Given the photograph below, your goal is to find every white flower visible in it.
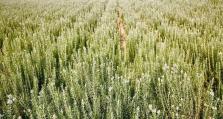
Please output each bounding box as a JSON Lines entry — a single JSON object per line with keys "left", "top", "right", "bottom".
{"left": 209, "top": 90, "right": 214, "bottom": 97}
{"left": 7, "top": 94, "right": 13, "bottom": 99}
{"left": 176, "top": 106, "right": 179, "bottom": 110}
{"left": 30, "top": 90, "right": 34, "bottom": 94}
{"left": 149, "top": 104, "right": 153, "bottom": 110}
{"left": 212, "top": 106, "right": 217, "bottom": 110}
{"left": 151, "top": 108, "right": 156, "bottom": 113}
{"left": 158, "top": 78, "right": 161, "bottom": 82}
{"left": 157, "top": 110, "right": 160, "bottom": 115}
{"left": 111, "top": 77, "right": 114, "bottom": 80}
{"left": 0, "top": 114, "right": 3, "bottom": 118}
{"left": 7, "top": 99, "right": 13, "bottom": 105}
{"left": 180, "top": 70, "right": 184, "bottom": 74}
{"left": 52, "top": 114, "right": 57, "bottom": 119}
{"left": 162, "top": 64, "right": 169, "bottom": 71}
{"left": 108, "top": 87, "right": 113, "bottom": 92}
{"left": 7, "top": 94, "right": 16, "bottom": 105}
{"left": 176, "top": 113, "right": 179, "bottom": 117}
{"left": 17, "top": 116, "right": 22, "bottom": 119}
{"left": 136, "top": 106, "right": 140, "bottom": 111}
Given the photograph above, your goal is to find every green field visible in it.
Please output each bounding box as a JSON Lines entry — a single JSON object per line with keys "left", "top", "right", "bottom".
{"left": 0, "top": 0, "right": 223, "bottom": 118}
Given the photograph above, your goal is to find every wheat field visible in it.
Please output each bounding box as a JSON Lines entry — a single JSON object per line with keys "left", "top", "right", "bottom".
{"left": 0, "top": 0, "right": 223, "bottom": 118}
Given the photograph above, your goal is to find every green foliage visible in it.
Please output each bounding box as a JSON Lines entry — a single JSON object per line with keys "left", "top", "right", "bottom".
{"left": 0, "top": 0, "right": 223, "bottom": 118}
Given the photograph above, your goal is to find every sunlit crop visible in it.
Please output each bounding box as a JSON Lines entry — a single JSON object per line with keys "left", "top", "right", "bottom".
{"left": 0, "top": 0, "right": 223, "bottom": 118}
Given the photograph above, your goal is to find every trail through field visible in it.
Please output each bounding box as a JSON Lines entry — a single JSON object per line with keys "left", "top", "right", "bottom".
{"left": 116, "top": 7, "right": 127, "bottom": 53}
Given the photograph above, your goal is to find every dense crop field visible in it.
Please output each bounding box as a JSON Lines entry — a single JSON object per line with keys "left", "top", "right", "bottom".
{"left": 0, "top": 0, "right": 223, "bottom": 118}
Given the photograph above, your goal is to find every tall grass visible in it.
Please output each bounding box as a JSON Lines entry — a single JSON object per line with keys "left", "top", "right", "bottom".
{"left": 0, "top": 0, "right": 223, "bottom": 118}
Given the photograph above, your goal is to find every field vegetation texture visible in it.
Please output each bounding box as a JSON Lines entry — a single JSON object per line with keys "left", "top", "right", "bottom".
{"left": 0, "top": 0, "right": 223, "bottom": 118}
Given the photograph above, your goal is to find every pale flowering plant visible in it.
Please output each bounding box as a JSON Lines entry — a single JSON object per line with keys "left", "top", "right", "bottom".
{"left": 6, "top": 94, "right": 16, "bottom": 105}
{"left": 0, "top": 113, "right": 3, "bottom": 119}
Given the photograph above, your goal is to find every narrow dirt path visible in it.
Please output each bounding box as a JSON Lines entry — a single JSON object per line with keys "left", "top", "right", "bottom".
{"left": 116, "top": 7, "right": 127, "bottom": 53}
